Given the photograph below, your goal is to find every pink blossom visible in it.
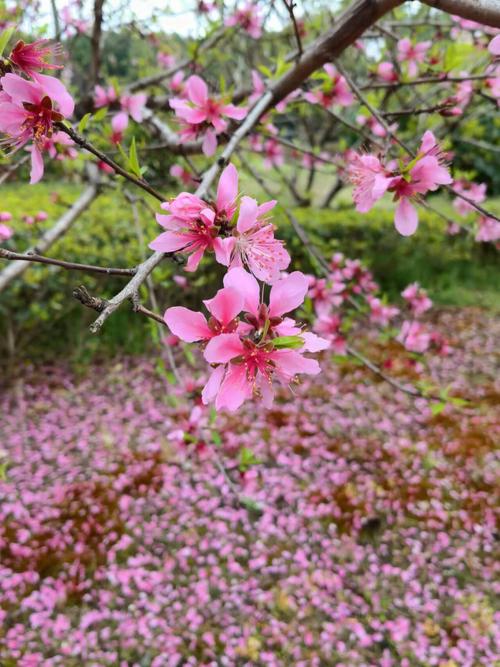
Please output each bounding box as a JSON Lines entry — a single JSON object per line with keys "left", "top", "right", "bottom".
{"left": 170, "top": 70, "right": 186, "bottom": 95}
{"left": 0, "top": 212, "right": 12, "bottom": 222}
{"left": 475, "top": 215, "right": 500, "bottom": 243}
{"left": 149, "top": 163, "right": 239, "bottom": 271}
{"left": 388, "top": 131, "right": 453, "bottom": 236}
{"left": 111, "top": 111, "right": 129, "bottom": 143}
{"left": 35, "top": 211, "right": 48, "bottom": 222}
{"left": 313, "top": 313, "right": 346, "bottom": 354}
{"left": 216, "top": 195, "right": 290, "bottom": 283}
{"left": 367, "top": 295, "right": 399, "bottom": 326}
{"left": 157, "top": 52, "right": 176, "bottom": 68}
{"left": 488, "top": 34, "right": 500, "bottom": 56}
{"left": 225, "top": 3, "right": 263, "bottom": 39}
{"left": 120, "top": 93, "right": 147, "bottom": 122}
{"left": 304, "top": 64, "right": 353, "bottom": 108}
{"left": 356, "top": 114, "right": 398, "bottom": 138}
{"left": 262, "top": 137, "right": 284, "bottom": 169}
{"left": 347, "top": 153, "right": 392, "bottom": 213}
{"left": 377, "top": 61, "right": 397, "bottom": 82}
{"left": 170, "top": 164, "right": 196, "bottom": 187}
{"left": 9, "top": 40, "right": 62, "bottom": 78}
{"left": 94, "top": 84, "right": 117, "bottom": 108}
{"left": 397, "top": 39, "right": 431, "bottom": 78}
{"left": 0, "top": 224, "right": 13, "bottom": 241}
{"left": 40, "top": 130, "right": 77, "bottom": 160}
{"left": 0, "top": 72, "right": 74, "bottom": 183}
{"left": 198, "top": 268, "right": 328, "bottom": 411}
{"left": 452, "top": 180, "right": 486, "bottom": 216}
{"left": 397, "top": 320, "right": 431, "bottom": 353}
{"left": 170, "top": 75, "right": 247, "bottom": 156}
{"left": 401, "top": 283, "right": 432, "bottom": 317}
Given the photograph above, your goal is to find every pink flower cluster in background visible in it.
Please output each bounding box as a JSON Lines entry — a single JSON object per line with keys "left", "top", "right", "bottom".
{"left": 347, "top": 131, "right": 453, "bottom": 236}
{"left": 170, "top": 75, "right": 247, "bottom": 156}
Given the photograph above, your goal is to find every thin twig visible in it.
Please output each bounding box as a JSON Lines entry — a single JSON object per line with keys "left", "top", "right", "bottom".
{"left": 0, "top": 249, "right": 137, "bottom": 276}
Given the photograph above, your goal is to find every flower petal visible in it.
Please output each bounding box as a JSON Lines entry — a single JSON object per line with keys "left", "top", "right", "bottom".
{"left": 164, "top": 306, "right": 211, "bottom": 342}
{"left": 148, "top": 231, "right": 188, "bottom": 253}
{"left": 216, "top": 163, "right": 238, "bottom": 214}
{"left": 269, "top": 271, "right": 309, "bottom": 317}
{"left": 237, "top": 196, "right": 259, "bottom": 233}
{"left": 223, "top": 267, "right": 260, "bottom": 316}
{"left": 186, "top": 75, "right": 208, "bottom": 106}
{"left": 394, "top": 198, "right": 419, "bottom": 236}
{"left": 202, "top": 365, "right": 226, "bottom": 405}
{"left": 204, "top": 333, "right": 244, "bottom": 364}
{"left": 203, "top": 287, "right": 243, "bottom": 325}
{"left": 215, "top": 364, "right": 250, "bottom": 412}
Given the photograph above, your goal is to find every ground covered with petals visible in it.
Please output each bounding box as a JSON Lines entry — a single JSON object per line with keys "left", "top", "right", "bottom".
{"left": 0, "top": 309, "right": 499, "bottom": 666}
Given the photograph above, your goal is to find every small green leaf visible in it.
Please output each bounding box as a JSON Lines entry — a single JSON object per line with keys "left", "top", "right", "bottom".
{"left": 0, "top": 27, "right": 15, "bottom": 58}
{"left": 78, "top": 113, "right": 92, "bottom": 133}
{"left": 93, "top": 106, "right": 108, "bottom": 122}
{"left": 128, "top": 137, "right": 141, "bottom": 177}
{"left": 430, "top": 402, "right": 446, "bottom": 416}
{"left": 211, "top": 430, "right": 222, "bottom": 446}
{"left": 272, "top": 335, "right": 304, "bottom": 349}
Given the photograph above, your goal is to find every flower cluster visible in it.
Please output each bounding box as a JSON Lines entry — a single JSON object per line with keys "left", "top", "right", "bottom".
{"left": 347, "top": 131, "right": 453, "bottom": 235}
{"left": 150, "top": 163, "right": 290, "bottom": 281}
{"left": 225, "top": 2, "right": 263, "bottom": 39}
{"left": 0, "top": 40, "right": 74, "bottom": 183}
{"left": 304, "top": 64, "right": 353, "bottom": 109}
{"left": 165, "top": 268, "right": 329, "bottom": 411}
{"left": 170, "top": 75, "right": 248, "bottom": 156}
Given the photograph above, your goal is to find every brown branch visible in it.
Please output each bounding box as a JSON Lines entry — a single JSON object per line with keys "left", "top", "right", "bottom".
{"left": 419, "top": 0, "right": 500, "bottom": 28}
{"left": 361, "top": 74, "right": 492, "bottom": 90}
{"left": 282, "top": 0, "right": 303, "bottom": 59}
{"left": 57, "top": 123, "right": 166, "bottom": 202}
{"left": 0, "top": 249, "right": 136, "bottom": 276}
{"left": 89, "top": 0, "right": 106, "bottom": 92}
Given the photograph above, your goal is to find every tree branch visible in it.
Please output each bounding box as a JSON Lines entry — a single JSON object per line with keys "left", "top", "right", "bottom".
{"left": 419, "top": 0, "right": 500, "bottom": 28}
{"left": 0, "top": 250, "right": 136, "bottom": 277}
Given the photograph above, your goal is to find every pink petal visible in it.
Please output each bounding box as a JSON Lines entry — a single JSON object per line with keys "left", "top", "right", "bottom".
{"left": 213, "top": 237, "right": 235, "bottom": 266}
{"left": 489, "top": 34, "right": 500, "bottom": 56}
{"left": 394, "top": 198, "right": 419, "bottom": 236}
{"left": 1, "top": 73, "right": 42, "bottom": 105}
{"left": 301, "top": 332, "right": 330, "bottom": 352}
{"left": 216, "top": 163, "right": 238, "bottom": 214}
{"left": 237, "top": 196, "right": 258, "bottom": 233}
{"left": 271, "top": 349, "right": 321, "bottom": 379}
{"left": 186, "top": 75, "right": 208, "bottom": 106}
{"left": 111, "top": 111, "right": 129, "bottom": 134}
{"left": 164, "top": 306, "right": 211, "bottom": 342}
{"left": 223, "top": 267, "right": 260, "bottom": 316}
{"left": 203, "top": 287, "right": 243, "bottom": 325}
{"left": 29, "top": 144, "right": 44, "bottom": 184}
{"left": 148, "top": 231, "right": 188, "bottom": 253}
{"left": 202, "top": 130, "right": 217, "bottom": 156}
{"left": 185, "top": 247, "right": 205, "bottom": 271}
{"left": 204, "top": 333, "right": 244, "bottom": 364}
{"left": 215, "top": 364, "right": 250, "bottom": 412}
{"left": 269, "top": 271, "right": 309, "bottom": 317}
{"left": 202, "top": 365, "right": 226, "bottom": 405}
{"left": 222, "top": 103, "right": 247, "bottom": 120}
{"left": 34, "top": 73, "right": 74, "bottom": 116}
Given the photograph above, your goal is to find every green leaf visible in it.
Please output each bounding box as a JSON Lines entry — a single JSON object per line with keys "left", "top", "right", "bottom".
{"left": 239, "top": 446, "right": 261, "bottom": 471}
{"left": 0, "top": 27, "right": 15, "bottom": 58}
{"left": 93, "top": 106, "right": 108, "bottom": 122}
{"left": 128, "top": 137, "right": 141, "bottom": 177}
{"left": 211, "top": 430, "right": 222, "bottom": 447}
{"left": 272, "top": 335, "right": 304, "bottom": 349}
{"left": 78, "top": 113, "right": 92, "bottom": 134}
{"left": 430, "top": 402, "right": 446, "bottom": 416}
